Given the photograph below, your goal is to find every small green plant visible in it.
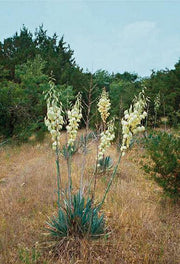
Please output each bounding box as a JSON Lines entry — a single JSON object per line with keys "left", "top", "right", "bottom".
{"left": 61, "top": 141, "right": 79, "bottom": 158}
{"left": 144, "top": 132, "right": 180, "bottom": 200}
{"left": 78, "top": 132, "right": 95, "bottom": 153}
{"left": 18, "top": 247, "right": 41, "bottom": 264}
{"left": 98, "top": 156, "right": 113, "bottom": 173}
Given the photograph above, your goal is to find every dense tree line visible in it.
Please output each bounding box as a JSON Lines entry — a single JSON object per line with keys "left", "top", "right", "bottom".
{"left": 0, "top": 26, "right": 179, "bottom": 142}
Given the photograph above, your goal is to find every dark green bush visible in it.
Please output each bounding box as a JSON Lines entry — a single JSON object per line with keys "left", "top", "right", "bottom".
{"left": 144, "top": 132, "right": 180, "bottom": 200}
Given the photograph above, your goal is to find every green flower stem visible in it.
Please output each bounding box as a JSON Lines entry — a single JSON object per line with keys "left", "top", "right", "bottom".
{"left": 67, "top": 153, "right": 72, "bottom": 204}
{"left": 98, "top": 152, "right": 122, "bottom": 210}
{"left": 80, "top": 134, "right": 88, "bottom": 198}
{"left": 55, "top": 146, "right": 61, "bottom": 209}
{"left": 87, "top": 143, "right": 99, "bottom": 236}
{"left": 80, "top": 150, "right": 86, "bottom": 198}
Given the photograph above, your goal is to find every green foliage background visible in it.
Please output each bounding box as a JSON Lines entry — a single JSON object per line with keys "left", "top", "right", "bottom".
{"left": 0, "top": 25, "right": 180, "bottom": 141}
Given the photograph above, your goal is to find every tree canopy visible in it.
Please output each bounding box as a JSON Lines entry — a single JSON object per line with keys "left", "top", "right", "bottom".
{"left": 0, "top": 26, "right": 179, "bottom": 141}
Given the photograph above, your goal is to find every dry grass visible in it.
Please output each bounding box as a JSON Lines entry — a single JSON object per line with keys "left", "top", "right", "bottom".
{"left": 0, "top": 133, "right": 179, "bottom": 264}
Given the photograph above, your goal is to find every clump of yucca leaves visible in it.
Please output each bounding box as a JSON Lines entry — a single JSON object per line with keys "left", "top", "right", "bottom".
{"left": 98, "top": 156, "right": 113, "bottom": 173}
{"left": 46, "top": 192, "right": 104, "bottom": 239}
{"left": 60, "top": 132, "right": 95, "bottom": 158}
{"left": 61, "top": 142, "right": 79, "bottom": 158}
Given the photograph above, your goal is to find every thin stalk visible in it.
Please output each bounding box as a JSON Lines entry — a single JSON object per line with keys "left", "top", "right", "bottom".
{"left": 80, "top": 75, "right": 95, "bottom": 197}
{"left": 163, "top": 100, "right": 166, "bottom": 131}
{"left": 92, "top": 143, "right": 99, "bottom": 198}
{"left": 87, "top": 140, "right": 99, "bottom": 237}
{"left": 98, "top": 152, "right": 122, "bottom": 210}
{"left": 67, "top": 153, "right": 72, "bottom": 203}
{"left": 117, "top": 96, "right": 123, "bottom": 151}
{"left": 80, "top": 136, "right": 87, "bottom": 198}
{"left": 154, "top": 111, "right": 157, "bottom": 129}
{"left": 102, "top": 121, "right": 106, "bottom": 168}
{"left": 87, "top": 132, "right": 99, "bottom": 197}
{"left": 145, "top": 102, "right": 149, "bottom": 130}
{"left": 55, "top": 146, "right": 61, "bottom": 209}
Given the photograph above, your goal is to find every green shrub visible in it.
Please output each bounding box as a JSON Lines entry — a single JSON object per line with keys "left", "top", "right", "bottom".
{"left": 144, "top": 132, "right": 180, "bottom": 200}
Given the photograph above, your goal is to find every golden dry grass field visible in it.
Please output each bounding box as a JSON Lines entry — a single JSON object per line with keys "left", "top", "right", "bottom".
{"left": 0, "top": 132, "right": 180, "bottom": 264}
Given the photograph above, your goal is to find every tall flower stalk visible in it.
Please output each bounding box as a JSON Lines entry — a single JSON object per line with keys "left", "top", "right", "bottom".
{"left": 97, "top": 88, "right": 111, "bottom": 127}
{"left": 97, "top": 88, "right": 115, "bottom": 164}
{"left": 80, "top": 77, "right": 96, "bottom": 197}
{"left": 98, "top": 119, "right": 115, "bottom": 162}
{"left": 99, "top": 89, "right": 148, "bottom": 208}
{"left": 66, "top": 93, "right": 82, "bottom": 202}
{"left": 44, "top": 78, "right": 64, "bottom": 208}
{"left": 88, "top": 88, "right": 114, "bottom": 234}
{"left": 121, "top": 89, "right": 147, "bottom": 156}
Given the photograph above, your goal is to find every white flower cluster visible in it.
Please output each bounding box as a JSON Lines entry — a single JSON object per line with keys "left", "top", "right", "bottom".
{"left": 45, "top": 100, "right": 64, "bottom": 150}
{"left": 66, "top": 95, "right": 82, "bottom": 147}
{"left": 98, "top": 120, "right": 115, "bottom": 161}
{"left": 98, "top": 88, "right": 111, "bottom": 123}
{"left": 121, "top": 90, "right": 147, "bottom": 156}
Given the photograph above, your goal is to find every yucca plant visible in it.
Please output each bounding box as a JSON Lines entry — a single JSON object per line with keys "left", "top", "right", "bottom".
{"left": 98, "top": 156, "right": 113, "bottom": 173}
{"left": 44, "top": 81, "right": 148, "bottom": 250}
{"left": 78, "top": 132, "right": 95, "bottom": 153}
{"left": 46, "top": 192, "right": 104, "bottom": 239}
{"left": 61, "top": 141, "right": 79, "bottom": 158}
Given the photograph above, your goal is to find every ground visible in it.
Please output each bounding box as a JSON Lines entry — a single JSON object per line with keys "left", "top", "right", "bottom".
{"left": 0, "top": 133, "right": 180, "bottom": 264}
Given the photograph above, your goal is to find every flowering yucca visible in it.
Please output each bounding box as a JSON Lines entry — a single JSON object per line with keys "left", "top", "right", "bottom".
{"left": 45, "top": 102, "right": 64, "bottom": 150}
{"left": 44, "top": 79, "right": 64, "bottom": 151}
{"left": 98, "top": 120, "right": 115, "bottom": 161}
{"left": 44, "top": 83, "right": 105, "bottom": 241}
{"left": 121, "top": 89, "right": 147, "bottom": 156}
{"left": 97, "top": 89, "right": 114, "bottom": 162}
{"left": 97, "top": 88, "right": 111, "bottom": 123}
{"left": 66, "top": 94, "right": 82, "bottom": 147}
